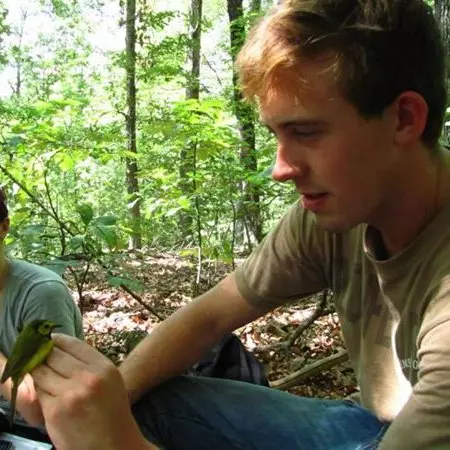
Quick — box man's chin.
[311,213,356,233]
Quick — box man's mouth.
[302,192,327,199]
[301,192,329,210]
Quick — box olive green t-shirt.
[235,200,450,450]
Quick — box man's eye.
[292,130,318,138]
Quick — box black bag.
[0,412,54,449]
[188,333,269,387]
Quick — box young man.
[0,189,84,427]
[29,0,450,449]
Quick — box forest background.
[0,0,449,397]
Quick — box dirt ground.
[70,251,358,400]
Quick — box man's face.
[260,62,401,232]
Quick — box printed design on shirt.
[400,358,419,370]
[397,311,421,381]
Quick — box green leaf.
[59,154,75,171]
[177,196,191,210]
[93,225,118,248]
[107,275,144,292]
[94,215,118,226]
[43,259,80,275]
[68,235,85,251]
[77,204,94,226]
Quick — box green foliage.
[39,0,75,17]
[0,0,295,289]
[0,0,448,312]
[0,0,9,66]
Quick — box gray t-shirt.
[0,259,84,356]
[0,258,84,424]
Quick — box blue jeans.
[132,376,389,450]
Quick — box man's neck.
[372,147,450,257]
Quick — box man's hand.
[31,334,157,450]
[14,374,44,426]
[0,353,44,427]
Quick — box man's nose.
[272,147,307,182]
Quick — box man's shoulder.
[7,259,65,287]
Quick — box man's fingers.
[34,385,50,400]
[31,364,62,396]
[51,334,109,365]
[44,347,83,379]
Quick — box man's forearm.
[120,273,264,404]
[120,286,228,403]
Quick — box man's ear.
[391,91,428,147]
[0,218,10,241]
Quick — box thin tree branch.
[43,168,67,254]
[256,291,332,352]
[287,290,329,347]
[203,55,224,89]
[270,350,349,390]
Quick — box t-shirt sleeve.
[378,280,450,449]
[20,280,84,340]
[235,200,333,310]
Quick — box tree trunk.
[179,0,203,241]
[185,0,202,100]
[125,0,142,249]
[227,0,263,247]
[435,0,450,52]
[11,9,27,97]
[435,0,450,142]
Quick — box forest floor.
[71,251,358,400]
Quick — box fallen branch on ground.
[256,290,332,352]
[270,349,349,390]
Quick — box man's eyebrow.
[259,119,328,129]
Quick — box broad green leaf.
[178,197,191,210]
[59,154,75,171]
[93,225,118,248]
[94,215,118,226]
[107,275,144,292]
[68,235,85,250]
[77,204,94,226]
[43,259,80,276]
